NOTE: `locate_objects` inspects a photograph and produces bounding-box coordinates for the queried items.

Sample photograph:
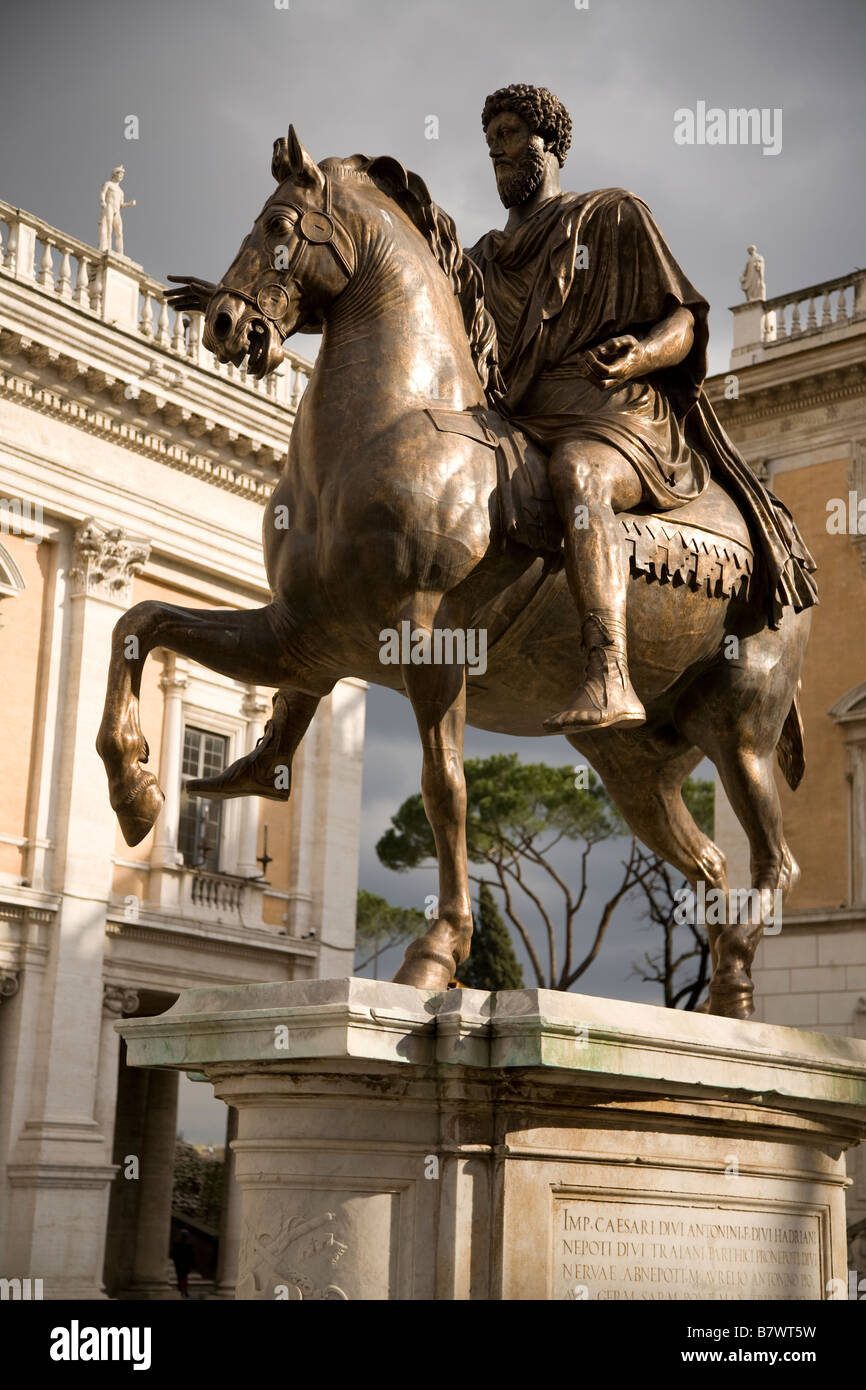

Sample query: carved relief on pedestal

[68,518,151,604]
[234,1185,401,1301]
[238,1206,349,1300]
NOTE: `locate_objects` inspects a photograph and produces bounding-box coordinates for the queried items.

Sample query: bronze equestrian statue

[97,86,817,1020]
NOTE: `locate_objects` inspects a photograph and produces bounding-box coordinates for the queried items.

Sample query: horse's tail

[776,682,805,790]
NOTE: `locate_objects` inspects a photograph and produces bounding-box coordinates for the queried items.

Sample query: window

[178,726,229,870]
[0,541,26,598]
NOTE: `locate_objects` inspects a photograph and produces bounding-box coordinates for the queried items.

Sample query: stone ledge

[119,978,866,1124]
[117,980,866,1300]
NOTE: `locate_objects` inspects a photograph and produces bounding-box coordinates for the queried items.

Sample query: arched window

[0,541,26,598]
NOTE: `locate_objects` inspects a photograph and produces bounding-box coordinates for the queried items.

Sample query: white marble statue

[740,244,766,302]
[99,166,136,257]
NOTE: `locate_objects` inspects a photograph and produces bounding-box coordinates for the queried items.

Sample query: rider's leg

[544,439,646,733]
[187,689,321,801]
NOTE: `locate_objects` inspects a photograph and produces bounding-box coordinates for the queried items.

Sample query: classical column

[96,986,139,1170]
[150,655,189,907]
[0,969,22,1277]
[308,680,367,976]
[236,690,268,879]
[127,1068,180,1299]
[215,1107,241,1298]
[6,518,150,1299]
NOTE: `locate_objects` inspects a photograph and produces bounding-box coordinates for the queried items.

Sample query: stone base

[119,980,866,1301]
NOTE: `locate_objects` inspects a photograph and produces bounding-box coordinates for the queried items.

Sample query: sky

[2,0,863,1139]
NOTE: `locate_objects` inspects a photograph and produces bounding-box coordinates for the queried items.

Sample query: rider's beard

[494,144,548,209]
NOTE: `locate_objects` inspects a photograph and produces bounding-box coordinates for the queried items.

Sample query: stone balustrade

[731,268,866,361]
[762,269,866,344]
[187,868,248,915]
[0,198,312,413]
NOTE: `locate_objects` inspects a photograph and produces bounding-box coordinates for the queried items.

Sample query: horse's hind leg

[392,651,471,992]
[97,599,328,845]
[702,744,794,1018]
[569,728,729,991]
[677,612,808,1018]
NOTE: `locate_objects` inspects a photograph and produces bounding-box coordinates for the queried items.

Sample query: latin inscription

[554,1199,822,1300]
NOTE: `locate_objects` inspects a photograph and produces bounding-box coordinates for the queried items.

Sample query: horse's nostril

[213,311,233,338]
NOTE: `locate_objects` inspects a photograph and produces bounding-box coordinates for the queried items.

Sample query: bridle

[215,175,355,337]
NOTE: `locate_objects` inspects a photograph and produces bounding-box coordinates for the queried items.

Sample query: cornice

[0,353,281,501]
[105,913,319,962]
[707,358,866,431]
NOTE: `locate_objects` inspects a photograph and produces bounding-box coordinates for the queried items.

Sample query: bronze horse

[97,128,810,1019]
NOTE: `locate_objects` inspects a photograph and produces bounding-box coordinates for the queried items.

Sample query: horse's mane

[322,155,505,406]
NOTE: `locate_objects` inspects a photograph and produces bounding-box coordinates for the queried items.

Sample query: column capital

[0,969,20,1002]
[103,983,140,1018]
[68,518,151,605]
[156,649,190,696]
[242,689,270,722]
[159,671,189,696]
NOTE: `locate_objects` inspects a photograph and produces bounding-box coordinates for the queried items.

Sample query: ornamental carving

[103,983,140,1017]
[68,518,151,603]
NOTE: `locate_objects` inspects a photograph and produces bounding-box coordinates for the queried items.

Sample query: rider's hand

[165,275,218,313]
[581,335,647,390]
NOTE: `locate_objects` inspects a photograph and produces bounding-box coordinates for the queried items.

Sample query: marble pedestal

[119,979,866,1301]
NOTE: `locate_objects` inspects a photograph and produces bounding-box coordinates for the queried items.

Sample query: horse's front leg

[392,649,472,992]
[96,601,168,846]
[96,599,301,846]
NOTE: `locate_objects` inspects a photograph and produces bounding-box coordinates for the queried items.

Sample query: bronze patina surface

[97,96,816,1020]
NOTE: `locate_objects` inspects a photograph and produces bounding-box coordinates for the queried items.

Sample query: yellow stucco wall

[771,456,862,910]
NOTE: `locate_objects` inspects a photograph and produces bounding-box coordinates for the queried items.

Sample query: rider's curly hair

[481,84,572,166]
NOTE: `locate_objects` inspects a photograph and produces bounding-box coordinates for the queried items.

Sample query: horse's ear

[284,125,325,192]
[272,137,291,182]
[366,155,409,198]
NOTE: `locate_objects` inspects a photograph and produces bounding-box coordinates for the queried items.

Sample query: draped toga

[466,189,817,625]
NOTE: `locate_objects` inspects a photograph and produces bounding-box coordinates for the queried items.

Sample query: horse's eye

[268,213,297,236]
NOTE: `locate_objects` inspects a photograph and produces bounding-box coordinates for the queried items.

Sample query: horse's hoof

[392,953,453,991]
[706,990,754,1021]
[392,929,456,991]
[113,774,164,847]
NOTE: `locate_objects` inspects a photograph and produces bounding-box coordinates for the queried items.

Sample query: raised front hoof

[112,775,164,847]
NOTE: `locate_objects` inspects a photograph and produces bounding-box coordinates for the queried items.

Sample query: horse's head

[203,127,356,377]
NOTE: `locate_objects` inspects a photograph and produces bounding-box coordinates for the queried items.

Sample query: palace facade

[706,267,866,1229]
[0,198,366,1297]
